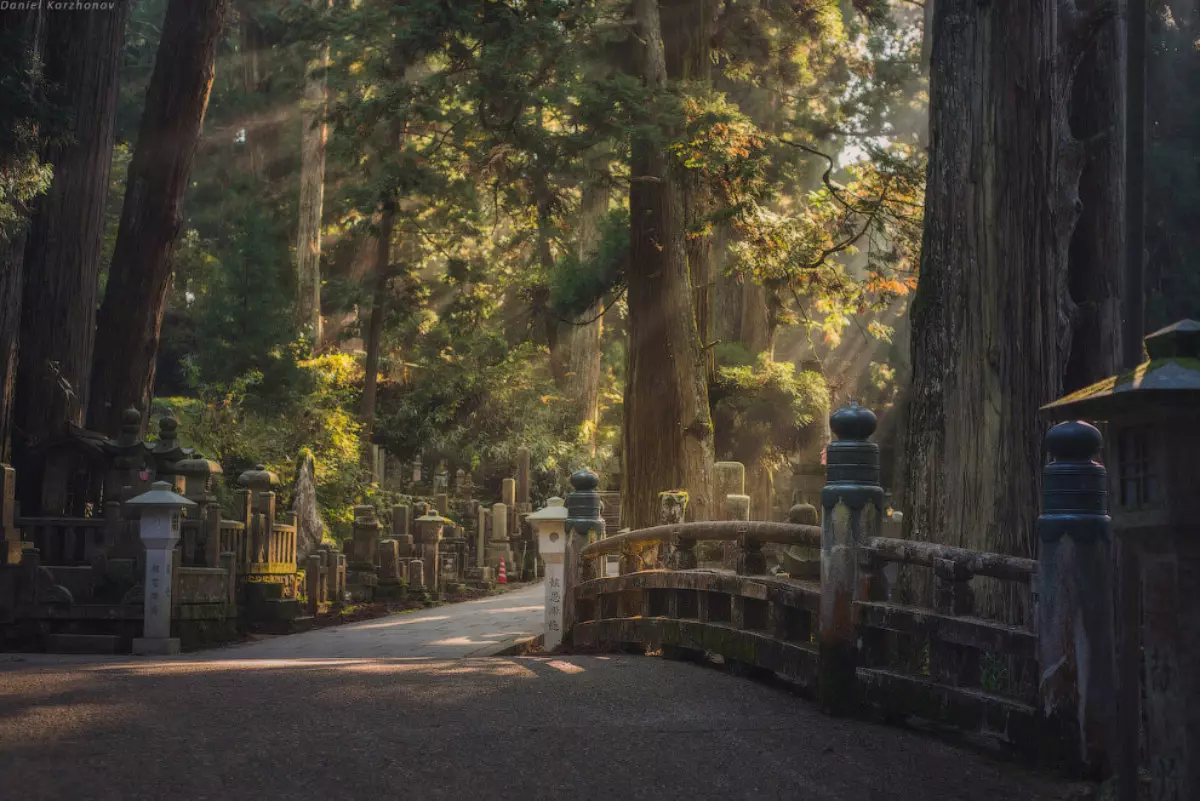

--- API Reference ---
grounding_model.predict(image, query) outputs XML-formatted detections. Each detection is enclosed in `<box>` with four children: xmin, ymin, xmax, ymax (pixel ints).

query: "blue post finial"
<box><xmin>1038</xmin><ymin>421</ymin><xmax>1109</xmax><ymax>541</ymax></box>
<box><xmin>566</xmin><ymin>468</ymin><xmax>604</xmax><ymax>538</ymax></box>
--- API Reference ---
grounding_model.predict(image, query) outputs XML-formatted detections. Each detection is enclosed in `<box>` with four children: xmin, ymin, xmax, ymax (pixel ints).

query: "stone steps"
<box><xmin>43</xmin><ymin>634</ymin><xmax>122</xmax><ymax>655</ymax></box>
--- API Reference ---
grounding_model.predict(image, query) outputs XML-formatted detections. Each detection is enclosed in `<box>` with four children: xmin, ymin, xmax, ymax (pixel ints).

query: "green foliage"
<box><xmin>709</xmin><ymin>356</ymin><xmax>830</xmax><ymax>470</ymax></box>
<box><xmin>157</xmin><ymin>352</ymin><xmax>369</xmax><ymax>537</ymax></box>
<box><xmin>0</xmin><ymin>21</ymin><xmax>52</xmax><ymax>244</ymax></box>
<box><xmin>549</xmin><ymin>209</ymin><xmax>628</xmax><ymax>317</ymax></box>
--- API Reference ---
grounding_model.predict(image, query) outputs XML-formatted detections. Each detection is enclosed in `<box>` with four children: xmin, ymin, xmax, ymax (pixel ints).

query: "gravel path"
<box><xmin>0</xmin><ymin>585</ymin><xmax>1084</xmax><ymax>800</ymax></box>
<box><xmin>210</xmin><ymin>582</ymin><xmax>546</xmax><ymax>660</ymax></box>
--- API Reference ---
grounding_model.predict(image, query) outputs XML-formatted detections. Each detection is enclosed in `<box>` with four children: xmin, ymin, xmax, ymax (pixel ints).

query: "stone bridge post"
<box><xmin>819</xmin><ymin>403</ymin><xmax>884</xmax><ymax>715</ymax></box>
<box><xmin>564</xmin><ymin>469</ymin><xmax>604</xmax><ymax>644</ymax></box>
<box><xmin>1035</xmin><ymin>421</ymin><xmax>1116</xmax><ymax>778</ymax></box>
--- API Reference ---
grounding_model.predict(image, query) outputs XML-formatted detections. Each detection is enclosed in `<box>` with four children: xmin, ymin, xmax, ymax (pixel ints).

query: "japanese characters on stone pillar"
<box><xmin>1033</xmin><ymin>421</ymin><xmax>1117</xmax><ymax>777</ymax></box>
<box><xmin>819</xmin><ymin>403</ymin><xmax>883</xmax><ymax>714</ymax></box>
<box><xmin>529</xmin><ymin>497</ymin><xmax>569</xmax><ymax>651</ymax></box>
<box><xmin>564</xmin><ymin>469</ymin><xmax>604</xmax><ymax>640</ymax></box>
<box><xmin>127</xmin><ymin>481</ymin><xmax>195</xmax><ymax>655</ymax></box>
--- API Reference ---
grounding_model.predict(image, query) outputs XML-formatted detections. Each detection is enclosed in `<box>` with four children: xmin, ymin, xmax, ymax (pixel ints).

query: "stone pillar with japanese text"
<box><xmin>529</xmin><ymin>497</ymin><xmax>568</xmax><ymax>650</ymax></box>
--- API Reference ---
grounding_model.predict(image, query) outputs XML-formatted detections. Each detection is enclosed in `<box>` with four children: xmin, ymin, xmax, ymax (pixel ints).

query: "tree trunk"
<box><xmin>359</xmin><ymin>200</ymin><xmax>395</xmax><ymax>443</ymax></box>
<box><xmin>560</xmin><ymin>175</ymin><xmax>609</xmax><ymax>448</ymax></box>
<box><xmin>89</xmin><ymin>0</ymin><xmax>228</xmax><ymax>437</ymax></box>
<box><xmin>0</xmin><ymin>235</ymin><xmax>23</xmax><ymax>465</ymax></box>
<box><xmin>238</xmin><ymin>4</ymin><xmax>269</xmax><ymax>179</ymax></box>
<box><xmin>901</xmin><ymin>0</ymin><xmax>1092</xmax><ymax>621</ymax></box>
<box><xmin>1065</xmin><ymin>0</ymin><xmax>1125</xmax><ymax>391</ymax></box>
<box><xmin>662</xmin><ymin>0</ymin><xmax>720</xmax><ymax>383</ymax></box>
<box><xmin>0</xmin><ymin>9</ymin><xmax>45</xmax><ymax>464</ymax></box>
<box><xmin>14</xmin><ymin>2</ymin><xmax>129</xmax><ymax>511</ymax></box>
<box><xmin>741</xmin><ymin>280</ymin><xmax>774</xmax><ymax>358</ymax></box>
<box><xmin>622</xmin><ymin>0</ymin><xmax>715</xmax><ymax>529</ymax></box>
<box><xmin>295</xmin><ymin>0</ymin><xmax>329</xmax><ymax>346</ymax></box>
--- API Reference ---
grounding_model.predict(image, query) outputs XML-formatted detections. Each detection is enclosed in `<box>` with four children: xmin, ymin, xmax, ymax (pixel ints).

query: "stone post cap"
<box><xmin>830</xmin><ymin>402</ymin><xmax>877</xmax><ymax>441</ymax></box>
<box><xmin>788</xmin><ymin>503</ymin><xmax>818</xmax><ymax>525</ymax></box>
<box><xmin>567</xmin><ymin>469</ymin><xmax>604</xmax><ymax>537</ymax></box>
<box><xmin>1040</xmin><ymin>421</ymin><xmax>1109</xmax><ymax>531</ymax></box>
<box><xmin>528</xmin><ymin>497</ymin><xmax>568</xmax><ymax>522</ymax></box>
<box><xmin>569</xmin><ymin>468</ymin><xmax>600</xmax><ymax>492</ymax></box>
<box><xmin>127</xmin><ymin>481</ymin><xmax>196</xmax><ymax>510</ymax></box>
<box><xmin>237</xmin><ymin>464</ymin><xmax>279</xmax><ymax>490</ymax></box>
<box><xmin>1045</xmin><ymin>420</ymin><xmax>1103</xmax><ymax>462</ymax></box>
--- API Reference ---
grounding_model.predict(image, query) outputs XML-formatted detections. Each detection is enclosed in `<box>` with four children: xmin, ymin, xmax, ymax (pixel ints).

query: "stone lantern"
<box><xmin>174</xmin><ymin>456</ymin><xmax>222</xmax><ymax>504</ymax></box>
<box><xmin>528</xmin><ymin>497</ymin><xmax>569</xmax><ymax>651</ymax></box>
<box><xmin>1042</xmin><ymin>318</ymin><xmax>1200</xmax><ymax>800</ymax></box>
<box><xmin>127</xmin><ymin>481</ymin><xmax>195</xmax><ymax>655</ymax></box>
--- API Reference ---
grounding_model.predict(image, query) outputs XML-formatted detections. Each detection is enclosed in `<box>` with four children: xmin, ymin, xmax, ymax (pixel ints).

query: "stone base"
<box><xmin>374</xmin><ymin>581</ymin><xmax>407</xmax><ymax>601</ymax></box>
<box><xmin>486</xmin><ymin>543</ymin><xmax>512</xmax><ymax>569</ymax></box>
<box><xmin>464</xmin><ymin>567</ymin><xmax>494</xmax><ymax>584</ymax></box>
<box><xmin>346</xmin><ymin>570</ymin><xmax>379</xmax><ymax>587</ymax></box>
<box><xmin>346</xmin><ymin>583</ymin><xmax>376</xmax><ymax>603</ymax></box>
<box><xmin>132</xmin><ymin>637</ymin><xmax>180</xmax><ymax>656</ymax></box>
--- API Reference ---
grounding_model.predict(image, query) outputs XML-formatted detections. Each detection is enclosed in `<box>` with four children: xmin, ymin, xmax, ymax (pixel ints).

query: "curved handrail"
<box><xmin>580</xmin><ymin>521</ymin><xmax>822</xmax><ymax>560</ymax></box>
<box><xmin>863</xmin><ymin>536</ymin><xmax>1036</xmax><ymax>582</ymax></box>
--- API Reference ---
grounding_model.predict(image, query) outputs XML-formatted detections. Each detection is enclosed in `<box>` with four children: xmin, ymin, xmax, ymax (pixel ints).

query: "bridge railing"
<box><xmin>573</xmin><ymin>520</ymin><xmax>825</xmax><ymax>686</ymax></box>
<box><xmin>559</xmin><ymin>405</ymin><xmax>1116</xmax><ymax>771</ymax></box>
<box><xmin>854</xmin><ymin>536</ymin><xmax>1040</xmax><ymax>745</ymax></box>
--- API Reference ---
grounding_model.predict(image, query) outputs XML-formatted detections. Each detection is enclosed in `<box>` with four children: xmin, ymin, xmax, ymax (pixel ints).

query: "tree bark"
<box><xmin>622</xmin><ymin>0</ymin><xmax>715</xmax><ymax>529</ymax></box>
<box><xmin>359</xmin><ymin>199</ymin><xmax>395</xmax><ymax>443</ymax></box>
<box><xmin>1065</xmin><ymin>0</ymin><xmax>1125</xmax><ymax>391</ymax></box>
<box><xmin>901</xmin><ymin>0</ymin><xmax>1092</xmax><ymax>621</ymax></box>
<box><xmin>560</xmin><ymin>174</ymin><xmax>609</xmax><ymax>448</ymax></box>
<box><xmin>661</xmin><ymin>0</ymin><xmax>720</xmax><ymax>383</ymax></box>
<box><xmin>0</xmin><ymin>10</ymin><xmax>45</xmax><ymax>464</ymax></box>
<box><xmin>295</xmin><ymin>0</ymin><xmax>329</xmax><ymax>346</ymax></box>
<box><xmin>88</xmin><ymin>0</ymin><xmax>228</xmax><ymax>437</ymax></box>
<box><xmin>14</xmin><ymin>2</ymin><xmax>130</xmax><ymax>510</ymax></box>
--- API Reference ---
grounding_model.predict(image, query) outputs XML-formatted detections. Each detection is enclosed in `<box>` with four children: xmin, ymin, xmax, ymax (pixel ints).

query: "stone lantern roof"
<box><xmin>1042</xmin><ymin>319</ymin><xmax>1200</xmax><ymax>419</ymax></box>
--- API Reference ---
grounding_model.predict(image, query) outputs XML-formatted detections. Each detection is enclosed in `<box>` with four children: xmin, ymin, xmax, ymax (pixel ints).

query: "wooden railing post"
<box><xmin>819</xmin><ymin>403</ymin><xmax>883</xmax><ymax>715</ymax></box>
<box><xmin>1036</xmin><ymin>421</ymin><xmax>1116</xmax><ymax>777</ymax></box>
<box><xmin>565</xmin><ymin>468</ymin><xmax>604</xmax><ymax>643</ymax></box>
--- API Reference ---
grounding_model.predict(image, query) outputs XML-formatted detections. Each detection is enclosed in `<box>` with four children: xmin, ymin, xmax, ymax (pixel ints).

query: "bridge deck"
<box><xmin>0</xmin><ymin>587</ymin><xmax>1081</xmax><ymax>800</ymax></box>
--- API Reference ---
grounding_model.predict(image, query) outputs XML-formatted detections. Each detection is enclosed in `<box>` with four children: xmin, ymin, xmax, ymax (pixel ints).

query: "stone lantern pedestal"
<box><xmin>529</xmin><ymin>498</ymin><xmax>569</xmax><ymax>651</ymax></box>
<box><xmin>128</xmin><ymin>481</ymin><xmax>195</xmax><ymax>656</ymax></box>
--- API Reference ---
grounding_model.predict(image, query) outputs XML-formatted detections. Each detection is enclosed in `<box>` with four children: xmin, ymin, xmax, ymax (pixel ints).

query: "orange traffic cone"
<box><xmin>498</xmin><ymin>557</ymin><xmax>508</xmax><ymax>585</ymax></box>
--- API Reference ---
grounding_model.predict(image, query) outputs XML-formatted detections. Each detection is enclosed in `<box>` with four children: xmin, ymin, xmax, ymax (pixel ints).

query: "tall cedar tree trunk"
<box><xmin>1065</xmin><ymin>0</ymin><xmax>1125</xmax><ymax>391</ymax></box>
<box><xmin>0</xmin><ymin>10</ymin><xmax>44</xmax><ymax>463</ymax></box>
<box><xmin>359</xmin><ymin>200</ymin><xmax>395</xmax><ymax>445</ymax></box>
<box><xmin>89</xmin><ymin>0</ymin><xmax>229</xmax><ymax>437</ymax></box>
<box><xmin>560</xmin><ymin>175</ymin><xmax>609</xmax><ymax>450</ymax></box>
<box><xmin>622</xmin><ymin>0</ymin><xmax>715</xmax><ymax>529</ymax></box>
<box><xmin>901</xmin><ymin>0</ymin><xmax>1104</xmax><ymax>621</ymax></box>
<box><xmin>239</xmin><ymin>4</ymin><xmax>269</xmax><ymax>180</ymax></box>
<box><xmin>662</xmin><ymin>0</ymin><xmax>720</xmax><ymax>384</ymax></box>
<box><xmin>295</xmin><ymin>0</ymin><xmax>329</xmax><ymax>346</ymax></box>
<box><xmin>533</xmin><ymin>173</ymin><xmax>566</xmax><ymax>386</ymax></box>
<box><xmin>14</xmin><ymin>2</ymin><xmax>129</xmax><ymax>512</ymax></box>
